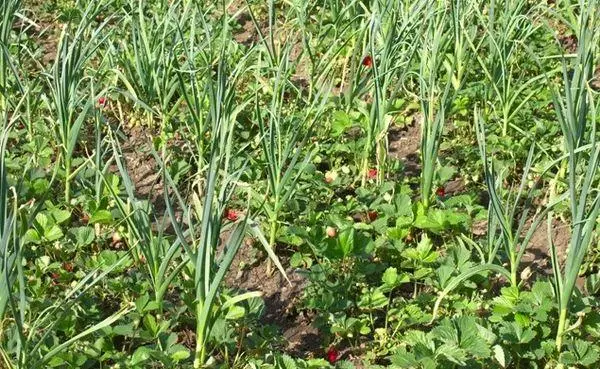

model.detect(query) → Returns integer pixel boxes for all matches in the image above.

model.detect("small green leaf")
[45,225,64,242]
[70,226,95,247]
[143,314,158,336]
[225,305,246,320]
[135,294,150,313]
[47,355,66,367]
[337,227,355,257]
[290,252,304,268]
[89,210,113,224]
[170,348,190,362]
[358,289,388,310]
[437,165,456,183]
[130,346,153,366]
[331,110,353,137]
[51,209,72,224]
[35,213,50,230]
[113,323,134,337]
[382,267,398,286]
[23,229,42,245]
[493,345,506,367]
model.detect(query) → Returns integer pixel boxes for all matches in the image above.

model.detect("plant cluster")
[0,0,599,368]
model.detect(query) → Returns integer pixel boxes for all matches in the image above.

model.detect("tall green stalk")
[418,2,456,210]
[430,107,566,323]
[165,11,287,365]
[46,3,111,204]
[360,0,425,185]
[165,56,251,367]
[254,45,328,274]
[0,0,21,113]
[469,0,543,137]
[113,0,187,130]
[290,0,355,101]
[475,110,565,287]
[550,0,600,351]
[0,113,15,327]
[106,135,189,310]
[0,95,129,369]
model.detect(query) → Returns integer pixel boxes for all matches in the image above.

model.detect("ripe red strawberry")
[362,55,373,67]
[225,209,239,222]
[367,168,378,179]
[326,346,339,364]
[436,186,446,197]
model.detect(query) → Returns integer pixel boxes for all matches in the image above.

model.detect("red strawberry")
[225,209,239,222]
[97,97,107,108]
[362,55,373,67]
[436,186,446,197]
[367,168,378,179]
[326,346,339,364]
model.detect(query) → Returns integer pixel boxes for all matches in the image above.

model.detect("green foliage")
[2,0,600,368]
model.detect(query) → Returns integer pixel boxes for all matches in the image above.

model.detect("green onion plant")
[430,107,566,323]
[418,2,457,210]
[254,44,329,274]
[0,94,130,369]
[360,0,426,185]
[0,0,22,112]
[45,2,111,204]
[164,15,288,365]
[467,0,546,138]
[113,0,187,131]
[106,134,189,311]
[550,1,600,351]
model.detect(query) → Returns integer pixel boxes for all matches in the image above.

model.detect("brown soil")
[228,0,262,47]
[388,113,422,176]
[119,127,164,209]
[444,177,466,196]
[116,116,321,356]
[230,7,259,46]
[23,1,61,67]
[469,215,585,293]
[228,0,310,94]
[558,33,577,54]
[218,4,327,351]
[224,242,322,356]
[37,24,60,66]
[522,218,570,275]
[111,126,183,234]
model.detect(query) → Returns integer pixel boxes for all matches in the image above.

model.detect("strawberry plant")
[1,0,600,367]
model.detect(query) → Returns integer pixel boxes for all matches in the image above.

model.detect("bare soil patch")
[388,114,421,176]
[224,242,321,357]
[119,127,164,209]
[523,218,570,276]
